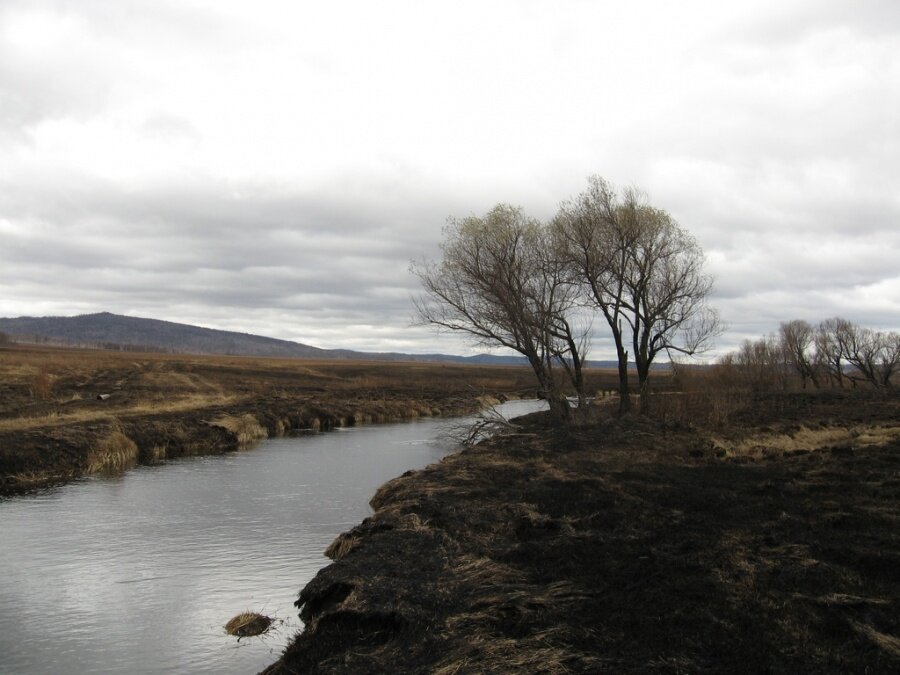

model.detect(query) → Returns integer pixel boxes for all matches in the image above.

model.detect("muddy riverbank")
[2,345,590,494]
[264,391,900,673]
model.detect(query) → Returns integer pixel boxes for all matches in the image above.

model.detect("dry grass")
[224,611,274,638]
[325,534,362,561]
[851,621,900,658]
[209,414,268,447]
[0,393,239,432]
[713,424,900,459]
[86,426,139,473]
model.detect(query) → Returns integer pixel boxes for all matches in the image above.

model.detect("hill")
[0,312,332,358]
[0,312,612,366]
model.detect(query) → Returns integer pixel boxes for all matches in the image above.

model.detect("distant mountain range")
[0,312,625,368]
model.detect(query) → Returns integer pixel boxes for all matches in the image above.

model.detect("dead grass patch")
[850,621,900,658]
[0,394,240,432]
[325,534,362,561]
[224,611,274,638]
[86,426,139,473]
[713,424,900,459]
[209,413,268,447]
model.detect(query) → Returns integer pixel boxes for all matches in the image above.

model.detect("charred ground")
[264,390,900,674]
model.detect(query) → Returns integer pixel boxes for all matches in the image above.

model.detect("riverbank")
[1,344,586,494]
[264,390,900,673]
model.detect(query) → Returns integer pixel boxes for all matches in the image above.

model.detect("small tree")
[412,204,589,421]
[735,334,790,392]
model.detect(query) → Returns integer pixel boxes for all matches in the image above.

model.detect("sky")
[1,0,898,359]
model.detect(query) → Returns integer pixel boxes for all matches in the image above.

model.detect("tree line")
[412,176,721,421]
[722,318,900,392]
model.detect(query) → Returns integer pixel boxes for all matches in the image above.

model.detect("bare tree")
[554,177,638,413]
[779,319,819,388]
[816,318,847,388]
[622,208,721,411]
[556,177,720,413]
[412,204,589,421]
[832,319,900,389]
[879,332,900,388]
[734,334,790,392]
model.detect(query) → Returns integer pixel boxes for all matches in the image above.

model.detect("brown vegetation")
[225,611,274,638]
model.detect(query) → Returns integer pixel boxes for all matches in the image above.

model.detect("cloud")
[0,0,897,356]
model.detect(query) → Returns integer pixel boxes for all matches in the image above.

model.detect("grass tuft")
[209,414,268,447]
[224,611,274,638]
[86,426,139,473]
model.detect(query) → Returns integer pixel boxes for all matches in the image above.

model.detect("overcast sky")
[1,0,897,358]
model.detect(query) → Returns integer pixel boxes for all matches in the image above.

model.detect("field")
[0,342,618,493]
[5,342,899,672]
[265,389,900,673]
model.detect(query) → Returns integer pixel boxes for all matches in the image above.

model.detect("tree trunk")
[527,354,569,423]
[616,348,631,415]
[612,322,631,415]
[636,361,651,414]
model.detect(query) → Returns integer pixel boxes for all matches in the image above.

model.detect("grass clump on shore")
[86,426,139,473]
[210,413,268,447]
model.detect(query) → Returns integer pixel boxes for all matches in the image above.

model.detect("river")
[0,399,545,674]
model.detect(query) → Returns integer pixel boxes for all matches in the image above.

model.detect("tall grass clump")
[86,425,139,473]
[210,414,268,447]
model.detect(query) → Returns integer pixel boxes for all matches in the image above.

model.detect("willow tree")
[779,319,819,388]
[556,176,720,413]
[820,317,900,389]
[412,204,589,421]
[554,177,640,413]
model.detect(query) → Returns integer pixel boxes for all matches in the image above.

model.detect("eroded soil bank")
[264,391,900,673]
[1,345,567,494]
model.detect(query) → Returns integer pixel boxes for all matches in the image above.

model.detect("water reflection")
[0,400,545,674]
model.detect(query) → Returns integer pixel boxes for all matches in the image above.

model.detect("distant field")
[0,342,623,421]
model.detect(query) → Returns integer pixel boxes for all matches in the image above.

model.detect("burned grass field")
[265,391,900,674]
[1,343,607,493]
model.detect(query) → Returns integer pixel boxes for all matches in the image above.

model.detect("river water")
[0,399,544,674]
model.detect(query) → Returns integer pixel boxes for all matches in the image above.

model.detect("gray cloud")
[1,1,898,356]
